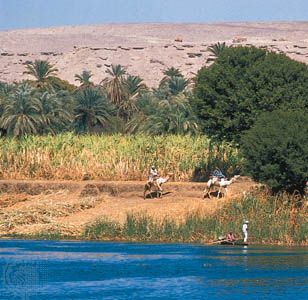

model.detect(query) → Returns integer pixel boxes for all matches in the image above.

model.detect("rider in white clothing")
[148,166,159,183]
[242,220,249,243]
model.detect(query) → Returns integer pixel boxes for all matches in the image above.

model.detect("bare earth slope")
[1,22,308,87]
[0,177,257,236]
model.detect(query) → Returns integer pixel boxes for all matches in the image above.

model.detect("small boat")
[219,240,249,246]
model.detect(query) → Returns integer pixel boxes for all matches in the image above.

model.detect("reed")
[0,133,241,181]
[83,193,308,245]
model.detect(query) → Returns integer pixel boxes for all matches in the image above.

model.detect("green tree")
[167,76,190,95]
[0,83,43,137]
[118,75,147,121]
[125,92,153,133]
[241,110,308,194]
[160,67,183,83]
[46,77,76,92]
[125,75,147,97]
[207,42,227,57]
[156,67,189,98]
[192,46,308,142]
[0,81,15,97]
[74,87,113,133]
[38,91,72,134]
[0,82,16,135]
[101,64,126,106]
[102,66,147,121]
[24,60,58,88]
[127,93,199,135]
[75,70,94,87]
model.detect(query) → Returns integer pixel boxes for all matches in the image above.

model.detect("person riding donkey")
[211,168,226,182]
[148,165,159,183]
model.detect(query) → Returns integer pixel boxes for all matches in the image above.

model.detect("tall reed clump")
[0,133,241,181]
[84,194,308,245]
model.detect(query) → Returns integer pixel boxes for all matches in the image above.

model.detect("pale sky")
[0,0,307,30]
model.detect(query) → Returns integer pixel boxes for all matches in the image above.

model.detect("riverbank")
[82,194,307,246]
[0,178,306,245]
[0,177,254,236]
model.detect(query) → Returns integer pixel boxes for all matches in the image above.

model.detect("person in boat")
[242,220,249,243]
[218,235,226,241]
[212,168,226,181]
[148,165,159,183]
[226,232,236,242]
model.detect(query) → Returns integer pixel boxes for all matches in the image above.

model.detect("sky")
[0,0,307,30]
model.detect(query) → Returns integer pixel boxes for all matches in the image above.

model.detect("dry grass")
[0,193,105,231]
[0,133,241,181]
[0,193,29,208]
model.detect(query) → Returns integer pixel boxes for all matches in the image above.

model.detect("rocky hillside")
[1,22,308,87]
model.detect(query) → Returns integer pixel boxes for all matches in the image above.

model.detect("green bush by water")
[83,194,308,245]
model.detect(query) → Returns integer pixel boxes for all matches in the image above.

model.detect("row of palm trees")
[0,42,227,137]
[0,60,197,137]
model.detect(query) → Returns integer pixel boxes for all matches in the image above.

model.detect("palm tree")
[125,92,154,133]
[159,67,183,89]
[38,91,72,134]
[127,92,199,135]
[207,42,227,57]
[75,70,93,87]
[118,75,147,121]
[156,67,190,98]
[101,64,126,106]
[125,75,147,97]
[0,82,16,118]
[0,82,15,134]
[162,67,183,78]
[0,81,15,97]
[0,83,43,137]
[148,94,199,134]
[74,87,113,133]
[24,60,58,88]
[168,76,190,95]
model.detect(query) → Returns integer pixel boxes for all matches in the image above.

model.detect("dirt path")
[0,177,258,236]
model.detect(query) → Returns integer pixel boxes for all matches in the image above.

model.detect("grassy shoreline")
[4,194,307,246]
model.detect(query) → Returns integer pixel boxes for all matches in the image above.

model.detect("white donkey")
[203,175,240,199]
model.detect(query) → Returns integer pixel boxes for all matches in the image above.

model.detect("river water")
[0,240,307,299]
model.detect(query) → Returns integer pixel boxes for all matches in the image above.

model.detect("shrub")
[241,110,308,194]
[192,46,308,142]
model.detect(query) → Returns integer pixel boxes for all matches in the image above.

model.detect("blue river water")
[0,240,307,300]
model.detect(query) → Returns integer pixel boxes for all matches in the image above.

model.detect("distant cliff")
[1,22,308,87]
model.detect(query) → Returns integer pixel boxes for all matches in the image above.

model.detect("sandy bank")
[0,177,257,236]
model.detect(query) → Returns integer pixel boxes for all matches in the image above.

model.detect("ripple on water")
[0,240,307,300]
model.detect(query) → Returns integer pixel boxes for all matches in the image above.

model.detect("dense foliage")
[192,46,308,142]
[0,62,198,137]
[241,110,308,194]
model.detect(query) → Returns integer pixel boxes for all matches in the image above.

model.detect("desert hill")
[1,22,308,87]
